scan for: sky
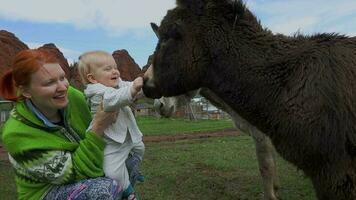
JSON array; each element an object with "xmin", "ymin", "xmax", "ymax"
[{"xmin": 1, "ymin": 0, "xmax": 356, "ymax": 67}]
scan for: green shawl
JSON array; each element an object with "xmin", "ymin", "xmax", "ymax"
[{"xmin": 2, "ymin": 86, "xmax": 105, "ymax": 200}]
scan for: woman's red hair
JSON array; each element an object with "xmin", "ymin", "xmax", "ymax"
[{"xmin": 0, "ymin": 49, "xmax": 58, "ymax": 101}]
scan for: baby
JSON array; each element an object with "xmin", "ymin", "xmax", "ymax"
[{"xmin": 78, "ymin": 50, "xmax": 145, "ymax": 200}]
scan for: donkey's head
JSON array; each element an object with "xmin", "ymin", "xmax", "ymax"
[
  {"xmin": 154, "ymin": 89, "xmax": 199, "ymax": 117},
  {"xmin": 143, "ymin": 0, "xmax": 250, "ymax": 98}
]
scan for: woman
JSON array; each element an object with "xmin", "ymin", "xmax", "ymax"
[{"xmin": 0, "ymin": 49, "xmax": 123, "ymax": 200}]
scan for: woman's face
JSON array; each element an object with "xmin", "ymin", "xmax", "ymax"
[{"xmin": 22, "ymin": 63, "xmax": 69, "ymax": 117}]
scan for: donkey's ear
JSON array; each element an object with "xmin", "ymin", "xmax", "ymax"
[{"xmin": 150, "ymin": 22, "xmax": 159, "ymax": 38}]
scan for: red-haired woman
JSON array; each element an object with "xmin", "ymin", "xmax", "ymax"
[{"xmin": 0, "ymin": 49, "xmax": 123, "ymax": 200}]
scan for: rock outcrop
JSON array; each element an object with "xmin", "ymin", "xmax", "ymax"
[
  {"xmin": 112, "ymin": 50, "xmax": 142, "ymax": 81},
  {"xmin": 0, "ymin": 30, "xmax": 145, "ymax": 91},
  {"xmin": 38, "ymin": 43, "xmax": 70, "ymax": 78},
  {"xmin": 69, "ymin": 62, "xmax": 84, "ymax": 90},
  {"xmin": 141, "ymin": 54, "xmax": 153, "ymax": 74},
  {"xmin": 0, "ymin": 31, "xmax": 70, "ymax": 79},
  {"xmin": 0, "ymin": 30, "xmax": 29, "ymax": 74}
]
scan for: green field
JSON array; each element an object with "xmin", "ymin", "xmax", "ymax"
[
  {"xmin": 136, "ymin": 136, "xmax": 315, "ymax": 200},
  {"xmin": 136, "ymin": 116, "xmax": 235, "ymax": 135},
  {"xmin": 0, "ymin": 116, "xmax": 316, "ymax": 199}
]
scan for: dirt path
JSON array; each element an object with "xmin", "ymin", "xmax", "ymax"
[
  {"xmin": 0, "ymin": 129, "xmax": 240, "ymax": 162},
  {"xmin": 143, "ymin": 129, "xmax": 240, "ymax": 143}
]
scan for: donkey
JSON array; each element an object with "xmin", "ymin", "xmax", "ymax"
[
  {"xmin": 154, "ymin": 88, "xmax": 279, "ymax": 200},
  {"xmin": 142, "ymin": 0, "xmax": 356, "ymax": 199}
]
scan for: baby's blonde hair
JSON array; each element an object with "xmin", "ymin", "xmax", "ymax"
[{"xmin": 77, "ymin": 50, "xmax": 113, "ymax": 85}]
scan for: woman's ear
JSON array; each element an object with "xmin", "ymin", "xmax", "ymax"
[
  {"xmin": 87, "ymin": 73, "xmax": 98, "ymax": 84},
  {"xmin": 18, "ymin": 85, "xmax": 31, "ymax": 98}
]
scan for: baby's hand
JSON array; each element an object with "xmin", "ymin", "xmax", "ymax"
[{"xmin": 131, "ymin": 77, "xmax": 143, "ymax": 97}]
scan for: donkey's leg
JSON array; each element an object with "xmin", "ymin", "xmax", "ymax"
[{"xmin": 250, "ymin": 127, "xmax": 279, "ymax": 200}]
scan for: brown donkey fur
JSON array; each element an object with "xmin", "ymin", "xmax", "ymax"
[{"xmin": 143, "ymin": 0, "xmax": 356, "ymax": 199}]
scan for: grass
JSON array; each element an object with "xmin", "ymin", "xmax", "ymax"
[
  {"xmin": 136, "ymin": 116, "xmax": 235, "ymax": 136},
  {"xmin": 135, "ymin": 136, "xmax": 316, "ymax": 200},
  {"xmin": 0, "ymin": 117, "xmax": 316, "ymax": 199},
  {"xmin": 0, "ymin": 123, "xmax": 3, "ymax": 143},
  {"xmin": 0, "ymin": 162, "xmax": 16, "ymax": 200}
]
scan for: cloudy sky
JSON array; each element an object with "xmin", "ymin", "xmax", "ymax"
[{"xmin": 1, "ymin": 0, "xmax": 356, "ymax": 67}]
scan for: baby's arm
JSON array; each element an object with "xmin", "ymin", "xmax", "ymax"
[
  {"xmin": 103, "ymin": 77, "xmax": 143, "ymax": 111},
  {"xmin": 130, "ymin": 77, "xmax": 143, "ymax": 97},
  {"xmin": 102, "ymin": 86, "xmax": 133, "ymax": 111},
  {"xmin": 119, "ymin": 77, "xmax": 144, "ymax": 99}
]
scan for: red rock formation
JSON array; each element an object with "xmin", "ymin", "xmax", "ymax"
[
  {"xmin": 0, "ymin": 30, "xmax": 29, "ymax": 74},
  {"xmin": 141, "ymin": 54, "xmax": 153, "ymax": 75},
  {"xmin": 38, "ymin": 43, "xmax": 70, "ymax": 78},
  {"xmin": 69, "ymin": 62, "xmax": 84, "ymax": 90},
  {"xmin": 0, "ymin": 30, "xmax": 143, "ymax": 91},
  {"xmin": 0, "ymin": 32, "xmax": 69, "ymax": 78},
  {"xmin": 112, "ymin": 50, "xmax": 142, "ymax": 81}
]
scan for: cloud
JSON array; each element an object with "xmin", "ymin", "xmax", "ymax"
[
  {"xmin": 2, "ymin": 0, "xmax": 356, "ymax": 36},
  {"xmin": 0, "ymin": 0, "xmax": 176, "ymax": 34},
  {"xmin": 247, "ymin": 0, "xmax": 356, "ymax": 36},
  {"xmin": 5, "ymin": 0, "xmax": 356, "ymax": 67}
]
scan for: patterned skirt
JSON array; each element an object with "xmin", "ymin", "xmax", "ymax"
[{"xmin": 43, "ymin": 177, "xmax": 123, "ymax": 200}]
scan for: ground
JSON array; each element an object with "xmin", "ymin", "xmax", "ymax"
[
  {"xmin": 0, "ymin": 143, "xmax": 7, "ymax": 162},
  {"xmin": 143, "ymin": 129, "xmax": 239, "ymax": 142}
]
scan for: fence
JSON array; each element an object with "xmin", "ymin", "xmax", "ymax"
[
  {"xmin": 174, "ymin": 103, "xmax": 230, "ymax": 120},
  {"xmin": 0, "ymin": 98, "xmax": 230, "ymax": 122},
  {"xmin": 0, "ymin": 100, "xmax": 14, "ymax": 123}
]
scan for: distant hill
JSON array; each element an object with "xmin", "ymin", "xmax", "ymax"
[
  {"xmin": 0, "ymin": 30, "xmax": 72, "ymax": 84},
  {"xmin": 0, "ymin": 30, "xmax": 29, "ymax": 75}
]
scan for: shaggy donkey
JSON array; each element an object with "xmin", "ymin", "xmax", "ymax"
[
  {"xmin": 142, "ymin": 0, "xmax": 356, "ymax": 199},
  {"xmin": 154, "ymin": 88, "xmax": 280, "ymax": 200}
]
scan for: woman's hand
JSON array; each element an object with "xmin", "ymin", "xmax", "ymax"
[{"xmin": 90, "ymin": 102, "xmax": 118, "ymax": 136}]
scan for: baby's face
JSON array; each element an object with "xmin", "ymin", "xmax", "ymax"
[{"xmin": 91, "ymin": 55, "xmax": 121, "ymax": 87}]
